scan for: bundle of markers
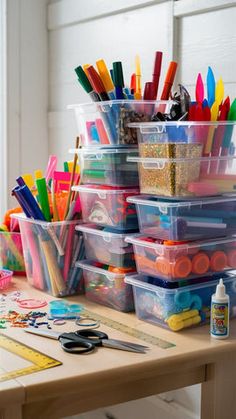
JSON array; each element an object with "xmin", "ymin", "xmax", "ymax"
[
  {"xmin": 12, "ymin": 147, "xmax": 86, "ymax": 297},
  {"xmin": 0, "ymin": 207, "xmax": 25, "ymax": 275}
]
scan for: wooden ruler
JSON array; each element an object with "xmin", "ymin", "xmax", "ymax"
[
  {"xmin": 82, "ymin": 309, "xmax": 175, "ymax": 349},
  {"xmin": 0, "ymin": 333, "xmax": 62, "ymax": 382}
]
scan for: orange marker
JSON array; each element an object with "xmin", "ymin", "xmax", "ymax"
[
  {"xmin": 227, "ymin": 249, "xmax": 236, "ymax": 268},
  {"xmin": 160, "ymin": 61, "xmax": 178, "ymax": 100}
]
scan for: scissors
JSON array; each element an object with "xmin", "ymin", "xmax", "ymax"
[{"xmin": 25, "ymin": 328, "xmax": 149, "ymax": 354}]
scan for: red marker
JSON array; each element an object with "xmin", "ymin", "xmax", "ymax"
[
  {"xmin": 143, "ymin": 82, "xmax": 156, "ymax": 100},
  {"xmin": 86, "ymin": 66, "xmax": 110, "ymax": 101},
  {"xmin": 160, "ymin": 61, "xmax": 178, "ymax": 100},
  {"xmin": 130, "ymin": 73, "xmax": 136, "ymax": 95},
  {"xmin": 152, "ymin": 51, "xmax": 163, "ymax": 99}
]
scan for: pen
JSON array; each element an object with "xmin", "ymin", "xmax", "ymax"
[
  {"xmin": 160, "ymin": 61, "xmax": 178, "ymax": 100},
  {"xmin": 152, "ymin": 51, "xmax": 162, "ymax": 99},
  {"xmin": 112, "ymin": 61, "xmax": 125, "ymax": 99},
  {"xmin": 96, "ymin": 59, "xmax": 115, "ymax": 99},
  {"xmin": 74, "ymin": 66, "xmax": 100, "ymax": 102},
  {"xmin": 134, "ymin": 55, "xmax": 142, "ymax": 100}
]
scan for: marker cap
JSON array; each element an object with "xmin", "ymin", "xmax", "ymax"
[
  {"xmin": 113, "ymin": 62, "xmax": 124, "ymax": 88},
  {"xmin": 74, "ymin": 66, "xmax": 92, "ymax": 93},
  {"xmin": 86, "ymin": 66, "xmax": 106, "ymax": 94},
  {"xmin": 96, "ymin": 59, "xmax": 114, "ymax": 92},
  {"xmin": 164, "ymin": 61, "xmax": 178, "ymax": 85}
]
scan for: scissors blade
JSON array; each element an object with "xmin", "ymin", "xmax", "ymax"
[
  {"xmin": 102, "ymin": 339, "xmax": 147, "ymax": 353},
  {"xmin": 25, "ymin": 328, "xmax": 61, "ymax": 340},
  {"xmin": 108, "ymin": 339, "xmax": 149, "ymax": 350}
]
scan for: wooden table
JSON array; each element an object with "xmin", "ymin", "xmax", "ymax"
[{"xmin": 1, "ymin": 276, "xmax": 236, "ymax": 419}]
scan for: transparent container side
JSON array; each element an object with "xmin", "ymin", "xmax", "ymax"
[
  {"xmin": 18, "ymin": 217, "xmax": 85, "ymax": 297},
  {"xmin": 127, "ymin": 195, "xmax": 236, "ymax": 241},
  {"xmin": 75, "ymin": 186, "xmax": 139, "ymax": 231},
  {"xmin": 125, "ymin": 273, "xmax": 236, "ymax": 331},
  {"xmin": 77, "ymin": 225, "xmax": 135, "ymax": 268},
  {"xmin": 77, "ymin": 260, "xmax": 134, "ymax": 312},
  {"xmin": 126, "ymin": 235, "xmax": 236, "ymax": 281},
  {"xmin": 0, "ymin": 232, "xmax": 26, "ymax": 275},
  {"xmin": 128, "ymin": 155, "xmax": 236, "ymax": 197},
  {"xmin": 68, "ymin": 100, "xmax": 173, "ymax": 148}
]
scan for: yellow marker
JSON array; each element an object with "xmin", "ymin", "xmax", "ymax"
[
  {"xmin": 134, "ymin": 55, "xmax": 142, "ymax": 99},
  {"xmin": 67, "ymin": 161, "xmax": 79, "ymax": 174},
  {"xmin": 83, "ymin": 64, "xmax": 90, "ymax": 77},
  {"xmin": 204, "ymin": 101, "xmax": 219, "ymax": 154},
  {"xmin": 34, "ymin": 170, "xmax": 43, "ymax": 180},
  {"xmin": 96, "ymin": 59, "xmax": 114, "ymax": 93},
  {"xmin": 22, "ymin": 174, "xmax": 34, "ymax": 190},
  {"xmin": 215, "ymin": 77, "xmax": 224, "ymax": 105}
]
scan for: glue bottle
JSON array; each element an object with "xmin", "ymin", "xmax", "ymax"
[{"xmin": 210, "ymin": 278, "xmax": 229, "ymax": 339}]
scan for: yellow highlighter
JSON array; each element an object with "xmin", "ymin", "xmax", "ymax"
[
  {"xmin": 96, "ymin": 59, "xmax": 115, "ymax": 99},
  {"xmin": 134, "ymin": 55, "xmax": 142, "ymax": 100}
]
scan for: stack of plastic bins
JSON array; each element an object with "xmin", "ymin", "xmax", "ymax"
[
  {"xmin": 124, "ymin": 120, "xmax": 236, "ymax": 331},
  {"xmin": 68, "ymin": 101, "xmax": 177, "ymax": 312}
]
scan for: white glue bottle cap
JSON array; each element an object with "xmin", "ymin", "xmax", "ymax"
[{"xmin": 215, "ymin": 278, "xmax": 226, "ymax": 300}]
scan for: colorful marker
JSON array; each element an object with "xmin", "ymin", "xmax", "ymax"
[
  {"xmin": 152, "ymin": 51, "xmax": 162, "ymax": 99},
  {"xmin": 160, "ymin": 61, "xmax": 178, "ymax": 100},
  {"xmin": 96, "ymin": 59, "xmax": 115, "ymax": 99},
  {"xmin": 112, "ymin": 61, "xmax": 125, "ymax": 99}
]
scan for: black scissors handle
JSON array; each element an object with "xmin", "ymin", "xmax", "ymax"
[{"xmin": 59, "ymin": 330, "xmax": 108, "ymax": 354}]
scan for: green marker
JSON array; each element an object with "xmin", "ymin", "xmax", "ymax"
[
  {"xmin": 74, "ymin": 66, "xmax": 100, "ymax": 102},
  {"xmin": 36, "ymin": 178, "xmax": 51, "ymax": 222}
]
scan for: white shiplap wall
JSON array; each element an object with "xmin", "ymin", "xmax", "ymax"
[
  {"xmin": 47, "ymin": 0, "xmax": 236, "ymax": 417},
  {"xmin": 48, "ymin": 0, "xmax": 174, "ymax": 163}
]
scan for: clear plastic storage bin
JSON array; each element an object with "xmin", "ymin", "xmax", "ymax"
[
  {"xmin": 0, "ymin": 232, "xmax": 25, "ymax": 275},
  {"xmin": 77, "ymin": 260, "xmax": 134, "ymax": 312},
  {"xmin": 16, "ymin": 216, "xmax": 85, "ymax": 297},
  {"xmin": 127, "ymin": 195, "xmax": 236, "ymax": 241},
  {"xmin": 70, "ymin": 147, "xmax": 139, "ymax": 187},
  {"xmin": 126, "ymin": 235, "xmax": 236, "ymax": 281},
  {"xmin": 77, "ymin": 224, "xmax": 135, "ymax": 268},
  {"xmin": 128, "ymin": 155, "xmax": 236, "ymax": 197},
  {"xmin": 73, "ymin": 185, "xmax": 139, "ymax": 231},
  {"xmin": 68, "ymin": 100, "xmax": 173, "ymax": 148},
  {"xmin": 125, "ymin": 272, "xmax": 236, "ymax": 331},
  {"xmin": 128, "ymin": 121, "xmax": 236, "ymax": 150}
]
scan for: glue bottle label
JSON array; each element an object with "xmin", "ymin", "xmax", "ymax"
[{"xmin": 211, "ymin": 302, "xmax": 229, "ymax": 337}]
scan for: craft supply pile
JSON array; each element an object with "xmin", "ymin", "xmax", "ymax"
[{"xmin": 3, "ymin": 50, "xmax": 236, "ymax": 336}]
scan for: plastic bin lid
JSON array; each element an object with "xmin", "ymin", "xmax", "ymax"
[
  {"xmin": 76, "ymin": 259, "xmax": 134, "ymax": 280},
  {"xmin": 69, "ymin": 148, "xmax": 138, "ymax": 155},
  {"xmin": 128, "ymin": 120, "xmax": 236, "ymax": 128},
  {"xmin": 76, "ymin": 223, "xmax": 136, "ymax": 239},
  {"xmin": 127, "ymin": 155, "xmax": 236, "ymax": 164},
  {"xmin": 67, "ymin": 100, "xmax": 174, "ymax": 111},
  {"xmin": 124, "ymin": 272, "xmax": 236, "ymax": 296},
  {"xmin": 72, "ymin": 185, "xmax": 139, "ymax": 194},
  {"xmin": 126, "ymin": 194, "xmax": 236, "ymax": 208},
  {"xmin": 125, "ymin": 234, "xmax": 236, "ymax": 251}
]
